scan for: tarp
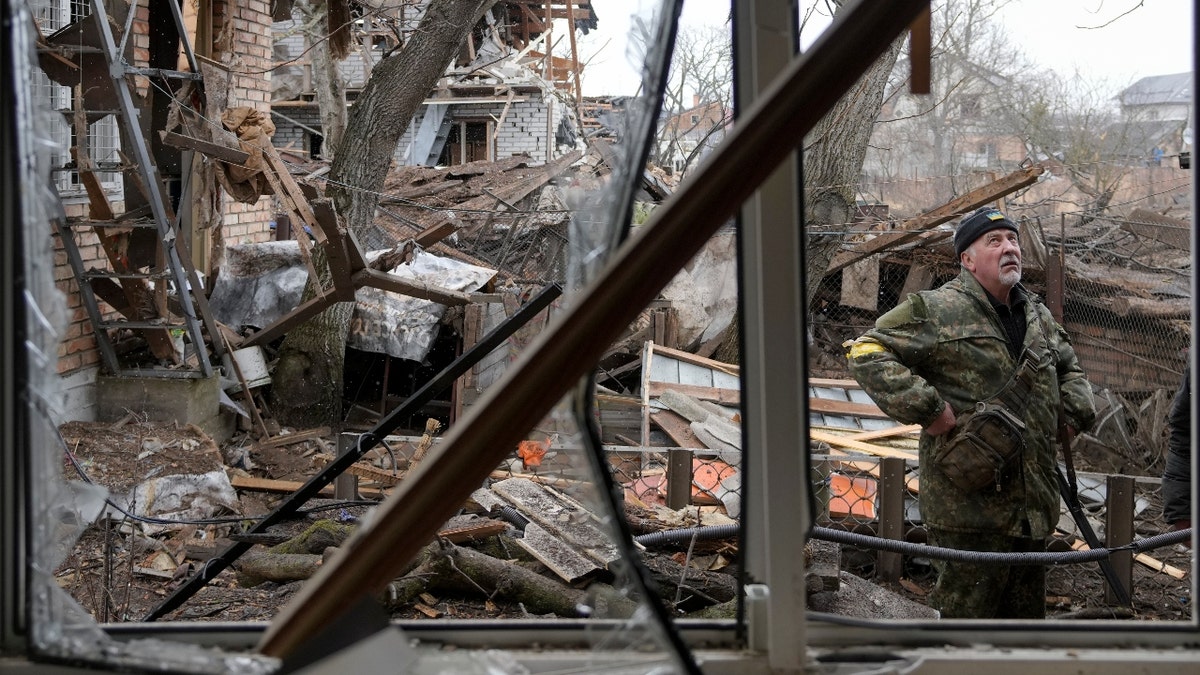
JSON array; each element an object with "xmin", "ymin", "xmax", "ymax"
[{"xmin": 209, "ymin": 242, "xmax": 495, "ymax": 362}]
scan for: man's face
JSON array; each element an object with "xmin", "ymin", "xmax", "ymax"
[{"xmin": 963, "ymin": 228, "xmax": 1022, "ymax": 294}]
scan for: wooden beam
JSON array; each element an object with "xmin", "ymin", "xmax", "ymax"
[
  {"xmin": 253, "ymin": 426, "xmax": 331, "ymax": 450},
  {"xmin": 652, "ymin": 343, "xmax": 740, "ymax": 376},
  {"xmin": 808, "ymin": 398, "xmax": 890, "ymax": 418},
  {"xmin": 647, "ymin": 381, "xmax": 740, "ymax": 406},
  {"xmin": 826, "ymin": 163, "xmax": 1045, "ymax": 273},
  {"xmin": 159, "ymin": 130, "xmax": 250, "ymax": 165},
  {"xmin": 231, "ymin": 475, "xmax": 385, "ymax": 499},
  {"xmin": 809, "ymin": 429, "xmax": 917, "ymax": 460},
  {"xmin": 354, "ymin": 268, "xmax": 472, "ymax": 306}
]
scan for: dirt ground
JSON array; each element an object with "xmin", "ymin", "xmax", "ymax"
[{"xmin": 51, "ymin": 417, "xmax": 1193, "ymax": 628}]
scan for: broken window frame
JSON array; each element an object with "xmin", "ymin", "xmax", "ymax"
[{"xmin": 3, "ymin": 0, "xmax": 1200, "ymax": 672}]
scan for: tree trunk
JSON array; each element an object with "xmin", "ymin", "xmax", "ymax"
[
  {"xmin": 713, "ymin": 7, "xmax": 903, "ymax": 361},
  {"xmin": 801, "ymin": 35, "xmax": 904, "ymax": 304},
  {"xmin": 271, "ymin": 0, "xmax": 495, "ymax": 429},
  {"xmin": 328, "ymin": 0, "xmax": 495, "ymax": 230},
  {"xmin": 298, "ymin": 0, "xmax": 348, "ymax": 161},
  {"xmin": 380, "ymin": 541, "xmax": 642, "ymax": 618}
]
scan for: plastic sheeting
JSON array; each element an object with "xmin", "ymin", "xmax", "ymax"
[{"xmin": 209, "ymin": 242, "xmax": 496, "ymax": 361}]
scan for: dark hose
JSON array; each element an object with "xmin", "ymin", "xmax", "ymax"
[{"xmin": 633, "ymin": 523, "xmax": 1193, "ymax": 567}]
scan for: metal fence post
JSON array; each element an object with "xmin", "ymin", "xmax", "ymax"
[
  {"xmin": 877, "ymin": 457, "xmax": 906, "ymax": 582},
  {"xmin": 667, "ymin": 448, "xmax": 693, "ymax": 510},
  {"xmin": 1105, "ymin": 474, "xmax": 1135, "ymax": 605}
]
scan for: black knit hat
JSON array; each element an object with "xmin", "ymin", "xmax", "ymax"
[{"xmin": 954, "ymin": 207, "xmax": 1018, "ymax": 256}]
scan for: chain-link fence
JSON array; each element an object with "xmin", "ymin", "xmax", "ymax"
[
  {"xmin": 808, "ymin": 453, "xmax": 1190, "ymax": 620},
  {"xmin": 805, "ymin": 165, "xmax": 1193, "ymax": 619}
]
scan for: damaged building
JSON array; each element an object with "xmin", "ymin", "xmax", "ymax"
[
  {"xmin": 5, "ymin": 0, "xmax": 1200, "ymax": 674},
  {"xmin": 269, "ymin": 1, "xmax": 595, "ymax": 167}
]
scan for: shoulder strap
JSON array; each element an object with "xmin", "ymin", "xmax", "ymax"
[{"xmin": 991, "ymin": 307, "xmax": 1051, "ymax": 415}]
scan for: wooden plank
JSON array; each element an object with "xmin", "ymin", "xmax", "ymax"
[
  {"xmin": 898, "ymin": 261, "xmax": 935, "ymax": 297},
  {"xmin": 256, "ymin": 158, "xmax": 326, "ymax": 300},
  {"xmin": 810, "ymin": 429, "xmax": 917, "ymax": 460},
  {"xmin": 1069, "ymin": 539, "xmax": 1186, "ymax": 580},
  {"xmin": 819, "ymin": 424, "xmax": 921, "ymax": 442},
  {"xmin": 71, "ymin": 148, "xmax": 116, "ymax": 221},
  {"xmin": 355, "ymin": 267, "xmax": 472, "ymax": 306},
  {"xmin": 650, "ymin": 409, "xmax": 704, "ymax": 448},
  {"xmin": 641, "ymin": 340, "xmax": 654, "ymax": 446},
  {"xmin": 230, "ymin": 475, "xmax": 384, "ymax": 499},
  {"xmin": 808, "ymin": 397, "xmax": 890, "ymax": 418},
  {"xmin": 72, "ymin": 85, "xmax": 116, "ymax": 221},
  {"xmin": 159, "ymin": 130, "xmax": 250, "ymax": 165},
  {"xmin": 311, "ymin": 199, "xmax": 356, "ymax": 300},
  {"xmin": 651, "ymin": 343, "xmax": 739, "ymax": 376},
  {"xmin": 437, "ymin": 518, "xmax": 507, "ymax": 544},
  {"xmin": 254, "ymin": 426, "xmax": 331, "ymax": 450},
  {"xmin": 826, "ymin": 163, "xmax": 1045, "ymax": 273},
  {"xmin": 809, "ymin": 377, "xmax": 861, "ymax": 389},
  {"xmin": 647, "ymin": 381, "xmax": 740, "ymax": 406},
  {"xmin": 261, "ymin": 143, "xmax": 321, "ymax": 237}
]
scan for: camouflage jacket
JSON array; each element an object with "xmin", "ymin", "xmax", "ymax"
[{"xmin": 846, "ymin": 269, "xmax": 1096, "ymax": 537}]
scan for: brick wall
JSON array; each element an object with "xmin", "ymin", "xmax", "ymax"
[
  {"xmin": 50, "ymin": 2, "xmax": 275, "ymax": 382},
  {"xmin": 215, "ymin": 0, "xmax": 275, "ymax": 244},
  {"xmin": 395, "ymin": 93, "xmax": 565, "ymax": 166},
  {"xmin": 271, "ymin": 106, "xmax": 323, "ymax": 157},
  {"xmin": 52, "ymin": 202, "xmax": 106, "ymax": 377}
]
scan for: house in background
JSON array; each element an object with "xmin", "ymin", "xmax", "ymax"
[
  {"xmin": 270, "ymin": 1, "xmax": 598, "ymax": 167},
  {"xmin": 1117, "ymin": 71, "xmax": 1193, "ymax": 167},
  {"xmin": 658, "ymin": 95, "xmax": 730, "ymax": 175}
]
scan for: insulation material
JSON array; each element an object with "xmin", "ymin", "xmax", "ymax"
[
  {"xmin": 210, "ymin": 242, "xmax": 495, "ymax": 362},
  {"xmin": 348, "ymin": 250, "xmax": 495, "ymax": 361}
]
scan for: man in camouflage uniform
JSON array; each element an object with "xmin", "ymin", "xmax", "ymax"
[{"xmin": 845, "ymin": 207, "xmax": 1096, "ymax": 618}]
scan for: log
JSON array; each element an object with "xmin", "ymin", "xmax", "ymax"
[
  {"xmin": 269, "ymin": 520, "xmax": 354, "ymax": 555},
  {"xmin": 640, "ymin": 552, "xmax": 737, "ymax": 611},
  {"xmin": 380, "ymin": 541, "xmax": 641, "ymax": 618},
  {"xmin": 235, "ymin": 550, "xmax": 322, "ymax": 587}
]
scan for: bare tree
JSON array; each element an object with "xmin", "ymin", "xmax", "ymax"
[
  {"xmin": 1009, "ymin": 72, "xmax": 1143, "ymax": 221},
  {"xmin": 271, "ymin": 0, "xmax": 495, "ymax": 428},
  {"xmin": 653, "ymin": 23, "xmax": 733, "ymax": 177},
  {"xmin": 713, "ymin": 1, "xmax": 903, "ymax": 363}
]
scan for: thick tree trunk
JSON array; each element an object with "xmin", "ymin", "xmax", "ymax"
[
  {"xmin": 328, "ymin": 0, "xmax": 495, "ymax": 230},
  {"xmin": 271, "ymin": 0, "xmax": 495, "ymax": 428},
  {"xmin": 713, "ymin": 23, "xmax": 902, "ymax": 362},
  {"xmin": 381, "ymin": 541, "xmax": 642, "ymax": 618},
  {"xmin": 801, "ymin": 36, "xmax": 904, "ymax": 305}
]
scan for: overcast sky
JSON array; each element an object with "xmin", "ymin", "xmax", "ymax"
[{"xmin": 575, "ymin": 0, "xmax": 1193, "ymax": 97}]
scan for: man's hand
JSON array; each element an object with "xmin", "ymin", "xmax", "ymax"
[{"xmin": 925, "ymin": 401, "xmax": 957, "ymax": 437}]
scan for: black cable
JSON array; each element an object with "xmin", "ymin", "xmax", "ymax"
[
  {"xmin": 571, "ymin": 376, "xmax": 703, "ymax": 675},
  {"xmin": 636, "ymin": 524, "xmax": 1193, "ymax": 567}
]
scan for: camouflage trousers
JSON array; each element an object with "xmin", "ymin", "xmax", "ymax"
[{"xmin": 927, "ymin": 528, "xmax": 1046, "ymax": 619}]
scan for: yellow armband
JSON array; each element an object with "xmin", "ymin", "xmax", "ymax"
[{"xmin": 843, "ymin": 339, "xmax": 886, "ymax": 359}]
